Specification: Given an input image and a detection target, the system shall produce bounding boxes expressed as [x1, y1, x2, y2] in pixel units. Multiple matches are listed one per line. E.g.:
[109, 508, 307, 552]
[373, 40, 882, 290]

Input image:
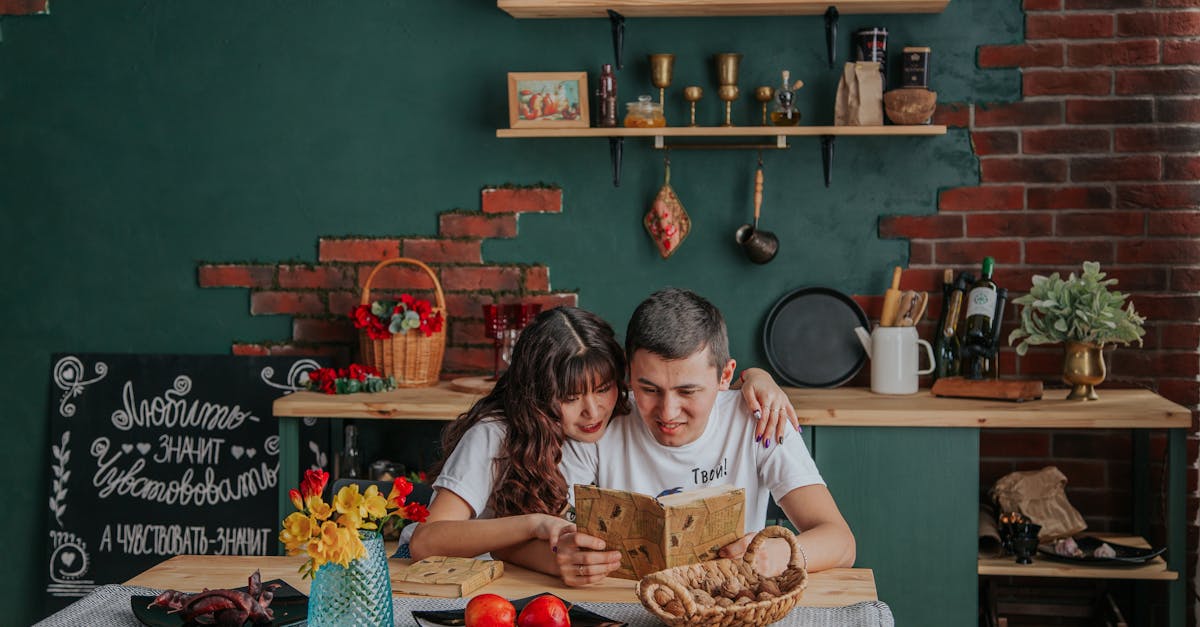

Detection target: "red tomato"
[465, 593, 517, 627]
[516, 594, 570, 627]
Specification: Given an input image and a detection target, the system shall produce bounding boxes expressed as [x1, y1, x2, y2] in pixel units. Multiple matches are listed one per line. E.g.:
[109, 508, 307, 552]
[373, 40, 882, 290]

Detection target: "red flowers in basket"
[351, 293, 444, 340]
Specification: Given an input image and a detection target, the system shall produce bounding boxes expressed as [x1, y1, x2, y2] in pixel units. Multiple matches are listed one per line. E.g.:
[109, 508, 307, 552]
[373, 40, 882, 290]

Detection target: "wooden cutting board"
[449, 376, 495, 395]
[931, 377, 1044, 402]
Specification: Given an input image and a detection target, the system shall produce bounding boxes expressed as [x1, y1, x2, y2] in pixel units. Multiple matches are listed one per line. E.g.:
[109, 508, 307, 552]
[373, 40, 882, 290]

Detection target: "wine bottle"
[961, 257, 999, 379]
[342, 423, 362, 479]
[933, 271, 967, 380]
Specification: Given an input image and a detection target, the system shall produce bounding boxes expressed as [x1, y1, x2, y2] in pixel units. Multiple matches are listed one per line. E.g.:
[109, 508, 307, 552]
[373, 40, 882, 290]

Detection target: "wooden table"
[125, 554, 878, 608]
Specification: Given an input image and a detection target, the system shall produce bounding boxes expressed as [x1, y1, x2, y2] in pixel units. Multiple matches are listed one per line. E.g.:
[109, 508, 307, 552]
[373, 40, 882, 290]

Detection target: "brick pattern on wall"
[876, 1, 1200, 617]
[197, 186, 577, 375]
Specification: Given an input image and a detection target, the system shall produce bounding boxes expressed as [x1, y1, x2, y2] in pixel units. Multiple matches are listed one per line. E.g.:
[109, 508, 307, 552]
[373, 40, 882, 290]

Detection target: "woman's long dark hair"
[431, 306, 631, 517]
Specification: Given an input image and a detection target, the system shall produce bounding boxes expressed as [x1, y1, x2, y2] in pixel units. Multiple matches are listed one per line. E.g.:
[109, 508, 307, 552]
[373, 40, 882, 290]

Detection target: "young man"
[548, 287, 855, 585]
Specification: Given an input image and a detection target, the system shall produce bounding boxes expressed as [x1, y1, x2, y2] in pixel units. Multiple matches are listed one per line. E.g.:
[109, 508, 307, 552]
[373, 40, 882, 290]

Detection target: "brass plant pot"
[1062, 341, 1105, 401]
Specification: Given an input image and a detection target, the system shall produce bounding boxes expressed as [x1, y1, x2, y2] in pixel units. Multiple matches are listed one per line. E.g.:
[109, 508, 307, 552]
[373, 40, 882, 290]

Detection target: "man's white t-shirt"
[560, 389, 825, 532]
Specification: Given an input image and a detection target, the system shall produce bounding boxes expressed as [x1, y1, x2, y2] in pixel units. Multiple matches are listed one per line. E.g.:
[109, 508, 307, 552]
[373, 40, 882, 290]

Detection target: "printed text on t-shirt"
[693, 458, 728, 485]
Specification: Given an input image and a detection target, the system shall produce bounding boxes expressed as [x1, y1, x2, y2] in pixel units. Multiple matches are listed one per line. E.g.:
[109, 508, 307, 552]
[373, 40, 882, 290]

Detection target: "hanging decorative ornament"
[643, 152, 691, 258]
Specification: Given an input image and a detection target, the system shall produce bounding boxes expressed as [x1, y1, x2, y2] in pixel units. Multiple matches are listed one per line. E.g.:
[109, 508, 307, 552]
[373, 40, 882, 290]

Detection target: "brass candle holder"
[754, 86, 775, 126]
[713, 53, 743, 127]
[683, 86, 703, 127]
[649, 53, 675, 107]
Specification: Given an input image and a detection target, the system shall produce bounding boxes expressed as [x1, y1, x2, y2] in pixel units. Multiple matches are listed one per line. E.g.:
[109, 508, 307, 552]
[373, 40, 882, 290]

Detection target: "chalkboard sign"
[44, 354, 331, 613]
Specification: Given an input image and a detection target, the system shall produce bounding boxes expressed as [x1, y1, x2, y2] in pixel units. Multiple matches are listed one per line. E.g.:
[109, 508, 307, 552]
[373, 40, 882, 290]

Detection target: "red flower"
[347, 363, 377, 382]
[400, 294, 415, 309]
[389, 476, 414, 507]
[414, 300, 432, 317]
[403, 502, 430, 523]
[300, 469, 329, 499]
[351, 305, 376, 330]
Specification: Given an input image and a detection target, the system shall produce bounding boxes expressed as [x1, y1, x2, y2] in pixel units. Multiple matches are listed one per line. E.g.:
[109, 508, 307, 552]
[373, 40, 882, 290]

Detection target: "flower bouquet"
[279, 470, 429, 578]
[280, 470, 430, 626]
[351, 294, 445, 340]
[302, 364, 397, 395]
[355, 258, 448, 387]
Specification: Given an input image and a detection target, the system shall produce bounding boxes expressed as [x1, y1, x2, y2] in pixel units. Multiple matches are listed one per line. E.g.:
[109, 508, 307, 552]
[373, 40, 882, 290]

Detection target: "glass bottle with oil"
[770, 70, 804, 126]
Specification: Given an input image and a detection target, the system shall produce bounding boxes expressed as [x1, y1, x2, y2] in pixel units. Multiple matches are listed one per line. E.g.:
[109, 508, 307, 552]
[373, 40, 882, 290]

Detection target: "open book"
[573, 484, 745, 580]
[392, 556, 504, 597]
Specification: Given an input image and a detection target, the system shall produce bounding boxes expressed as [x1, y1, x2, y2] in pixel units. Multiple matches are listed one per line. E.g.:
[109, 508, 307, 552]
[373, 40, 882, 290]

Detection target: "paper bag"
[990, 466, 1087, 541]
[834, 62, 884, 126]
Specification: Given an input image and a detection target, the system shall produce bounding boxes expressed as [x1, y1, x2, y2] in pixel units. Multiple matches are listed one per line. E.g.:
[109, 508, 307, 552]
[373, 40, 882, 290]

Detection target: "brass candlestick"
[754, 86, 775, 126]
[683, 86, 703, 127]
[713, 53, 743, 127]
[649, 53, 675, 107]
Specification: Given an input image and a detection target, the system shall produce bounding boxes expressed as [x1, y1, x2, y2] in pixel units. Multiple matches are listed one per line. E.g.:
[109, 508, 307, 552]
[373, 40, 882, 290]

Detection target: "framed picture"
[507, 72, 589, 128]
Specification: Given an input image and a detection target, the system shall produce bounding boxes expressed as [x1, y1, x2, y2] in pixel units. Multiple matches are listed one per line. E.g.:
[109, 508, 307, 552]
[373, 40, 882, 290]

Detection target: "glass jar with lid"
[624, 95, 666, 128]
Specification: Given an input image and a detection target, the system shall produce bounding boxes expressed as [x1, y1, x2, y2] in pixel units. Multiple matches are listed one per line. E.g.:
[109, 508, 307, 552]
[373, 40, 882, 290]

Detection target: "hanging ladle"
[735, 154, 779, 264]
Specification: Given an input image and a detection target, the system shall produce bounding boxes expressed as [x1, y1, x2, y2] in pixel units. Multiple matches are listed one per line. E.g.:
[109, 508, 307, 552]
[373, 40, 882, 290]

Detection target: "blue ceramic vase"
[307, 530, 394, 626]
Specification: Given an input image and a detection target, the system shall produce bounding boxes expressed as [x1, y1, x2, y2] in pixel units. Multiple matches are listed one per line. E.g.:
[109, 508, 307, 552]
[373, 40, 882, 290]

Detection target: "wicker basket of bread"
[635, 525, 808, 627]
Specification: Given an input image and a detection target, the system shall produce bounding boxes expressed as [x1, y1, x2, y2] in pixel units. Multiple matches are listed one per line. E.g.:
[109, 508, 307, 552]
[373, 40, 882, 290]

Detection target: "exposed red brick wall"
[877, 2, 1199, 620]
[198, 186, 576, 375]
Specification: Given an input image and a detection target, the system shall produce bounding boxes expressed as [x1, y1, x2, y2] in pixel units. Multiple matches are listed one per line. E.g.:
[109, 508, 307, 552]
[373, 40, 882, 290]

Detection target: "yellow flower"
[339, 508, 365, 531]
[278, 512, 317, 553]
[361, 485, 389, 520]
[307, 495, 333, 521]
[333, 484, 364, 515]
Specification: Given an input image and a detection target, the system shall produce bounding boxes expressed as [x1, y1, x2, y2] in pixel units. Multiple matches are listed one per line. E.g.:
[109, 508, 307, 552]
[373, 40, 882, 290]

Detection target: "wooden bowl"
[884, 88, 937, 125]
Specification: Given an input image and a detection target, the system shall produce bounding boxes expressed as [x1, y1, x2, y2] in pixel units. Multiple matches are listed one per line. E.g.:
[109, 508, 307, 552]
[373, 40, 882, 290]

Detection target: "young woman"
[406, 306, 797, 563]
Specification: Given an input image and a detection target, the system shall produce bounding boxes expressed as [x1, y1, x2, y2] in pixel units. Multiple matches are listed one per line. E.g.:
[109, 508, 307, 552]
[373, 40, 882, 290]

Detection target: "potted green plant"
[1008, 261, 1146, 400]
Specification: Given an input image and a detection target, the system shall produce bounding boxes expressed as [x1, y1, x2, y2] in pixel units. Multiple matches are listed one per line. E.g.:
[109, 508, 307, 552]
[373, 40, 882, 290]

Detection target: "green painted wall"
[1, 1, 1019, 622]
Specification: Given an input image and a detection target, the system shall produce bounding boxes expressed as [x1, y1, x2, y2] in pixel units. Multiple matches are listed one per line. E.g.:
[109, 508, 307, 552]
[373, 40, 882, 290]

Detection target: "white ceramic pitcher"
[854, 326, 935, 395]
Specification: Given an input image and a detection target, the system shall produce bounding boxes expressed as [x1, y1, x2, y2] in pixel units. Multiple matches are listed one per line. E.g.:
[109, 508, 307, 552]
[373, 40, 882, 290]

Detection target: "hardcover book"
[392, 556, 505, 597]
[573, 484, 745, 580]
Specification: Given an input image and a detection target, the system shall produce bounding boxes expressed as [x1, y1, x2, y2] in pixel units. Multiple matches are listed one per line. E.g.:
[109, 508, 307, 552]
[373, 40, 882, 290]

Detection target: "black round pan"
[763, 286, 869, 388]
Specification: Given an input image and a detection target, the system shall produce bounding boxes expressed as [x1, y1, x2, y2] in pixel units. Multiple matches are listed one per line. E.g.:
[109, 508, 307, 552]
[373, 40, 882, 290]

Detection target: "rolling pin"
[879, 266, 903, 326]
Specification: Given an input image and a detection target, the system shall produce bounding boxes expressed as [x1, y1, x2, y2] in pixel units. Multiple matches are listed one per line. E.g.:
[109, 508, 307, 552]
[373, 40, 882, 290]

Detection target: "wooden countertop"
[978, 535, 1175, 581]
[274, 384, 1189, 429]
[124, 554, 877, 607]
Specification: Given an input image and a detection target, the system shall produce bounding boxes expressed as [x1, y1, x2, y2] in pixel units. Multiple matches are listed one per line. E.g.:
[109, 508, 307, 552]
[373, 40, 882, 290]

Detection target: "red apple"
[516, 594, 570, 627]
[465, 593, 517, 627]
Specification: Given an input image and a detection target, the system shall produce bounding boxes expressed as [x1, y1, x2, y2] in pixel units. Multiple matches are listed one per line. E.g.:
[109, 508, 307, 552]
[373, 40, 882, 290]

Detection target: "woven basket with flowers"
[352, 258, 446, 387]
[636, 525, 808, 627]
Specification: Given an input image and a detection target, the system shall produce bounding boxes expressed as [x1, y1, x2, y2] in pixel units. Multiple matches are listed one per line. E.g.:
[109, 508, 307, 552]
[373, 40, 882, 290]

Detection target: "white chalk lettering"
[91, 437, 277, 506]
[153, 434, 225, 465]
[110, 379, 258, 432]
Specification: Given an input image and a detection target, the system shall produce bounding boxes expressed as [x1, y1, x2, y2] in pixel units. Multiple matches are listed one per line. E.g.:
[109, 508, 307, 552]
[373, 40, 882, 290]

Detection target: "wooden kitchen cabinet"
[786, 388, 1189, 627]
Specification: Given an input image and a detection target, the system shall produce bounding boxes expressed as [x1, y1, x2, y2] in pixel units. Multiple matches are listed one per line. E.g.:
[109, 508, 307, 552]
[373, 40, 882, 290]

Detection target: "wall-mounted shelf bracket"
[609, 137, 624, 187]
[824, 6, 839, 68]
[608, 9, 625, 69]
[820, 135, 835, 187]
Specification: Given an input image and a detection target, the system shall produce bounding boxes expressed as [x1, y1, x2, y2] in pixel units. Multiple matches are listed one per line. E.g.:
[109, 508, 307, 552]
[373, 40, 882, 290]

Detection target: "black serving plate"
[130, 579, 307, 627]
[412, 593, 626, 627]
[1037, 536, 1166, 565]
[762, 286, 869, 388]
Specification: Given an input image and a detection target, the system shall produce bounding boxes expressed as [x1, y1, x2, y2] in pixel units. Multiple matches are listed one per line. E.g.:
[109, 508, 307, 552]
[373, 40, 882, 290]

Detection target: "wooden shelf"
[496, 125, 947, 138]
[787, 387, 1190, 428]
[274, 385, 1189, 429]
[978, 536, 1176, 581]
[498, 0, 950, 18]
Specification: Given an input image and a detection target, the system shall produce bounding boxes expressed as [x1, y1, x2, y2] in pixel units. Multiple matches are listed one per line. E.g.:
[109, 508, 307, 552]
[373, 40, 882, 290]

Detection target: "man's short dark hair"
[626, 287, 730, 372]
